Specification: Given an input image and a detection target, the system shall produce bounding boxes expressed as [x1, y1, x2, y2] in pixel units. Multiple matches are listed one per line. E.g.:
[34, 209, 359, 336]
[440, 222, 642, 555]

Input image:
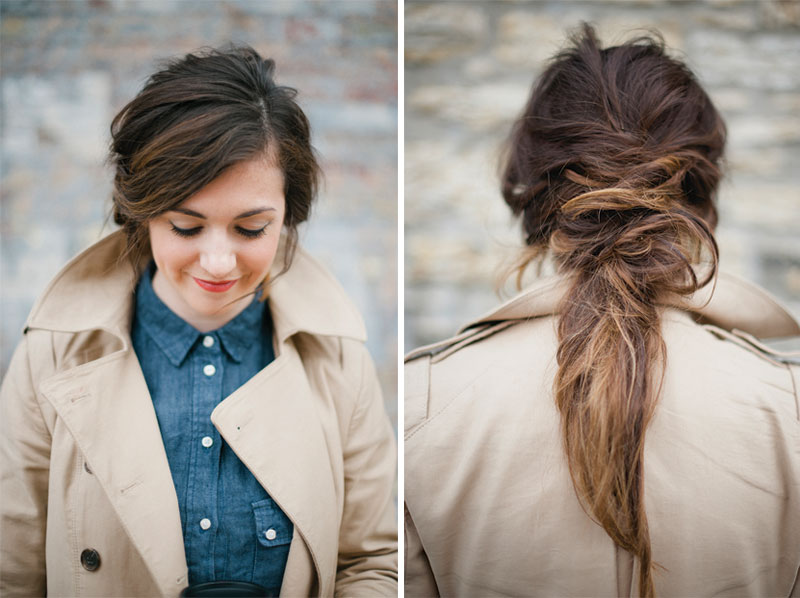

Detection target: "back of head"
[503, 24, 725, 255]
[501, 24, 726, 597]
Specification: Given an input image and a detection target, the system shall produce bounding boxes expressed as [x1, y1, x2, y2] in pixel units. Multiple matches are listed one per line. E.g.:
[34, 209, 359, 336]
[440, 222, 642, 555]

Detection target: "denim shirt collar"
[135, 262, 266, 367]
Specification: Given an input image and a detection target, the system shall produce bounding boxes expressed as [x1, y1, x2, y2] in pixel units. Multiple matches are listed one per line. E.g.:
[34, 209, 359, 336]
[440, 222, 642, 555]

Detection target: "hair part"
[501, 24, 725, 596]
[108, 43, 320, 277]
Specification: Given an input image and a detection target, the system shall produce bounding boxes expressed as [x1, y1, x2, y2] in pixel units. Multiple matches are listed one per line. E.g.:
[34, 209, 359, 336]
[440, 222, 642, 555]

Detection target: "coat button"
[80, 548, 101, 571]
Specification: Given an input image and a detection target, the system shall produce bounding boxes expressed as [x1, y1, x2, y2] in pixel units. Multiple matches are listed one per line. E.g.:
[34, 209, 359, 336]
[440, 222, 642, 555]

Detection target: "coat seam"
[403, 355, 430, 439]
[786, 362, 800, 421]
[71, 453, 82, 596]
[26, 333, 55, 443]
[345, 341, 370, 444]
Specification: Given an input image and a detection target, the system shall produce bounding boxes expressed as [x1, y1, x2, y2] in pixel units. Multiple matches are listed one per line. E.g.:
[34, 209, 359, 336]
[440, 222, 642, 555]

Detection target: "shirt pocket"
[250, 497, 293, 591]
[252, 497, 293, 548]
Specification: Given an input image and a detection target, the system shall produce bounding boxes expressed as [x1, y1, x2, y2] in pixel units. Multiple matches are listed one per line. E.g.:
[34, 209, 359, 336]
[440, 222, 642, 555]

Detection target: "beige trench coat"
[405, 273, 800, 597]
[1, 231, 397, 597]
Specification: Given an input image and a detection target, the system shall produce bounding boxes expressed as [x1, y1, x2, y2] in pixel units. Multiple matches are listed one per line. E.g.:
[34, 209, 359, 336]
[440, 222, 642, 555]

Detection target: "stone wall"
[0, 0, 398, 424]
[405, 0, 800, 352]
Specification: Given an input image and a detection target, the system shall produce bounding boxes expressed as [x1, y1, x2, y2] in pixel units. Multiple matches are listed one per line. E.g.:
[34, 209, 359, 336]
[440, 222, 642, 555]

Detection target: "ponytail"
[501, 24, 725, 596]
[551, 182, 717, 596]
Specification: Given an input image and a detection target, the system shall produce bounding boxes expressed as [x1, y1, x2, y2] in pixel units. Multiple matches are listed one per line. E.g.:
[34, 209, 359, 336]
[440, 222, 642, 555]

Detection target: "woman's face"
[148, 156, 286, 332]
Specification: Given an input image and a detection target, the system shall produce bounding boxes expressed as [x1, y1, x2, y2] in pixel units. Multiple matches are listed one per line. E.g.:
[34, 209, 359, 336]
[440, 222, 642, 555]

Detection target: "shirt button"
[265, 529, 277, 541]
[200, 518, 211, 530]
[201, 436, 213, 448]
[203, 364, 216, 377]
[203, 335, 215, 348]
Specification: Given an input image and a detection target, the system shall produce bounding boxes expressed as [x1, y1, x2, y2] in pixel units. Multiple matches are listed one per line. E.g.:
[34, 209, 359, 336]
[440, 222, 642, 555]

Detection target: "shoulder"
[661, 309, 800, 421]
[405, 315, 558, 440]
[25, 230, 136, 335]
[270, 243, 374, 408]
[291, 319, 386, 450]
[666, 307, 800, 367]
[404, 275, 566, 439]
[270, 245, 379, 413]
[268, 244, 367, 344]
[404, 272, 800, 439]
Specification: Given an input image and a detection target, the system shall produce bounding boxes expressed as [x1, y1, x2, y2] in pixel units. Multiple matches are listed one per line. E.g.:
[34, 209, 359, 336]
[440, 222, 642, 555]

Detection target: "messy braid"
[502, 24, 725, 596]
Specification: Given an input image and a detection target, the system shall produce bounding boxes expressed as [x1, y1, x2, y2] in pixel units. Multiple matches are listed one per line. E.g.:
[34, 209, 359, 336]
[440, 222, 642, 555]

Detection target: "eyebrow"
[171, 207, 276, 219]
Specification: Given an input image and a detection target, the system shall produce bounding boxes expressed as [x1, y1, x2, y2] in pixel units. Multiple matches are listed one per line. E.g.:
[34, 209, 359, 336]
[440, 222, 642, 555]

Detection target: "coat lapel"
[39, 347, 188, 596]
[210, 339, 339, 597]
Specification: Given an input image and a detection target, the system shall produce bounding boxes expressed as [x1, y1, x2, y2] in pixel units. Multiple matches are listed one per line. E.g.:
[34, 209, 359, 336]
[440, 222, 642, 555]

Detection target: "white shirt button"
[203, 335, 215, 348]
[265, 528, 277, 541]
[201, 436, 213, 448]
[203, 364, 216, 377]
[200, 518, 211, 530]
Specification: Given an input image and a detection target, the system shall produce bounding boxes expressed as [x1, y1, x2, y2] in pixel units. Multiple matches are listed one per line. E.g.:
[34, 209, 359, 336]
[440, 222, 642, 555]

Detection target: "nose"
[199, 235, 237, 279]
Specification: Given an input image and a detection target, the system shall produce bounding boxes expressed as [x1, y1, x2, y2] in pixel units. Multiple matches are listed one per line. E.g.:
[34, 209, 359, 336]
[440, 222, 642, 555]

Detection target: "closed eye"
[236, 224, 269, 239]
[168, 222, 270, 239]
[170, 224, 202, 238]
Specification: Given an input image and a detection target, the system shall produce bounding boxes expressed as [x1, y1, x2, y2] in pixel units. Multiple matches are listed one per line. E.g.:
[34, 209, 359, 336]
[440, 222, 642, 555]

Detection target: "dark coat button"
[80, 548, 101, 571]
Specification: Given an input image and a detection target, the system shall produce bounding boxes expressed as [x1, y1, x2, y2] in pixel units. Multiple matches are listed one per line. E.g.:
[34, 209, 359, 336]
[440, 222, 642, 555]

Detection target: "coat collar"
[459, 271, 800, 339]
[25, 229, 367, 344]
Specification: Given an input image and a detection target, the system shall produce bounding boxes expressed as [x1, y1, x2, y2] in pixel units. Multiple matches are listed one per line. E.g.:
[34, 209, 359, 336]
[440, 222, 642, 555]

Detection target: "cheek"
[241, 236, 281, 276]
[149, 228, 196, 275]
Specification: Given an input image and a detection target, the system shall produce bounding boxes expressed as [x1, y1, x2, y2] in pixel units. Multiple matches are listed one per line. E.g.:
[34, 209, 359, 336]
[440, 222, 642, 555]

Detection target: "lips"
[193, 277, 237, 293]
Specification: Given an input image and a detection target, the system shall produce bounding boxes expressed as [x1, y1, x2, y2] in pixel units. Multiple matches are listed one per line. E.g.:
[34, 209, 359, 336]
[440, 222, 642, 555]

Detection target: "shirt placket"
[185, 332, 224, 581]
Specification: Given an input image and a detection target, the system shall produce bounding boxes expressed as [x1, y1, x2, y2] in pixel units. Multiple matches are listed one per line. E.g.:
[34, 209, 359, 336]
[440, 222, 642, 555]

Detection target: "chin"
[192, 294, 234, 313]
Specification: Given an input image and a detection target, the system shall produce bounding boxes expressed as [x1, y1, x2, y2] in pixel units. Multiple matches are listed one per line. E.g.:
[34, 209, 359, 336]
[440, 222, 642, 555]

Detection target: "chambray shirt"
[131, 263, 292, 593]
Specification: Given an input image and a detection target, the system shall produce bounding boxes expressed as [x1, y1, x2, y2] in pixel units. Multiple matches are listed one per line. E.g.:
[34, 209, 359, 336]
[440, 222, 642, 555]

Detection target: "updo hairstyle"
[108, 44, 320, 273]
[501, 24, 726, 598]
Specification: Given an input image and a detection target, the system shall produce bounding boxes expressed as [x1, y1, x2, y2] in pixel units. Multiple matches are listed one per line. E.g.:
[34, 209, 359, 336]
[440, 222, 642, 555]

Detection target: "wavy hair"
[108, 44, 320, 274]
[501, 24, 726, 596]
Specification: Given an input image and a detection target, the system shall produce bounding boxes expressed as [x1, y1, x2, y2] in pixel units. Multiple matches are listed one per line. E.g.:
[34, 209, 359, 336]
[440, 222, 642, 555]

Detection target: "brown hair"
[108, 44, 320, 272]
[501, 24, 725, 596]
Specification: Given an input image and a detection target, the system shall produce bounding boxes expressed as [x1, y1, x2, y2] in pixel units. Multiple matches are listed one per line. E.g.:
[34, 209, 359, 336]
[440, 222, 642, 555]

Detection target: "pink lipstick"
[193, 277, 237, 293]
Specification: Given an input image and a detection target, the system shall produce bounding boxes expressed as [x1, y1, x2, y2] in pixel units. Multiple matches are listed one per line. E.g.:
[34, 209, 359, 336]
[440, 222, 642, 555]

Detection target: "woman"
[1, 46, 397, 597]
[405, 25, 800, 597]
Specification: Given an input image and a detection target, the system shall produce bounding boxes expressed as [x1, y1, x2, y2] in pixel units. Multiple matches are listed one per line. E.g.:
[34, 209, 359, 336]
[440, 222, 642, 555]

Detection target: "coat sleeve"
[0, 333, 52, 597]
[333, 340, 397, 597]
[403, 355, 440, 597]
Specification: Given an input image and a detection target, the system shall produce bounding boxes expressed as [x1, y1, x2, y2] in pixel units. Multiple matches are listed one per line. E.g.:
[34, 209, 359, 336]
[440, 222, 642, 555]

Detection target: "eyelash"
[169, 224, 269, 239]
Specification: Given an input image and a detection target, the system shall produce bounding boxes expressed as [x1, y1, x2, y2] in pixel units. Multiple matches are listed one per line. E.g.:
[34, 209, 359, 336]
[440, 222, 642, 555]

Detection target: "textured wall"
[405, 0, 800, 352]
[0, 0, 398, 424]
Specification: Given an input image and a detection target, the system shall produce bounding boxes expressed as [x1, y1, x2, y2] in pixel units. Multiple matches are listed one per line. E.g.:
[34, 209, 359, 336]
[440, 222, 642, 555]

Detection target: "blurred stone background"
[405, 0, 800, 352]
[0, 0, 398, 427]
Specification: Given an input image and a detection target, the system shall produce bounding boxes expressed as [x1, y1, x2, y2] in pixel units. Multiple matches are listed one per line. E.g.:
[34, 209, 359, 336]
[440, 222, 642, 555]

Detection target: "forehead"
[179, 157, 285, 214]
